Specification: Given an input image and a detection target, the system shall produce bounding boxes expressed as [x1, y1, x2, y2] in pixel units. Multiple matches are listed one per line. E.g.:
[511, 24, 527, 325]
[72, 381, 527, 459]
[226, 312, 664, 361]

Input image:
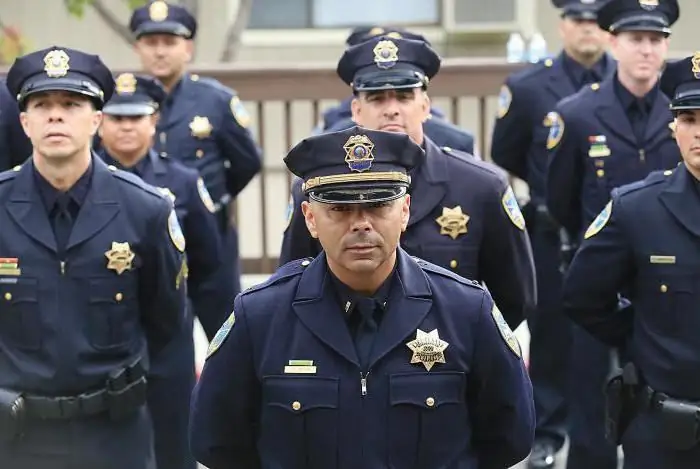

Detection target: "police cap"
[660, 53, 700, 112]
[337, 36, 441, 92]
[551, 0, 604, 21]
[103, 73, 166, 116]
[345, 25, 430, 47]
[129, 1, 197, 39]
[597, 0, 679, 36]
[6, 46, 114, 109]
[284, 126, 425, 204]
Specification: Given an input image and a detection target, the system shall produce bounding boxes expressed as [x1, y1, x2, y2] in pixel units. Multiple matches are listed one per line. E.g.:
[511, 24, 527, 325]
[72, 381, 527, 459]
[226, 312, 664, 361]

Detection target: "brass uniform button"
[292, 401, 301, 411]
[425, 397, 435, 407]
[195, 149, 204, 158]
[4, 292, 11, 301]
[449, 260, 458, 269]
[660, 284, 668, 293]
[596, 169, 605, 178]
[115, 292, 123, 302]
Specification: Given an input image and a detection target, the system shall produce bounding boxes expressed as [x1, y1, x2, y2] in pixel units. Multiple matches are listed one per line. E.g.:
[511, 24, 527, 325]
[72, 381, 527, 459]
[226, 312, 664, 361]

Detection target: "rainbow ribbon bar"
[0, 258, 21, 276]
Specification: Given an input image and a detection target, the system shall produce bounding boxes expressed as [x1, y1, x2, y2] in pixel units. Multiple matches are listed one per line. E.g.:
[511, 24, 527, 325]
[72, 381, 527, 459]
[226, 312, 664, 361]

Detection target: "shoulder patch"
[284, 193, 294, 231]
[168, 209, 186, 252]
[497, 85, 512, 119]
[206, 311, 235, 359]
[230, 95, 251, 128]
[492, 303, 521, 357]
[414, 256, 482, 288]
[197, 178, 216, 213]
[546, 111, 564, 150]
[584, 200, 612, 240]
[501, 186, 526, 231]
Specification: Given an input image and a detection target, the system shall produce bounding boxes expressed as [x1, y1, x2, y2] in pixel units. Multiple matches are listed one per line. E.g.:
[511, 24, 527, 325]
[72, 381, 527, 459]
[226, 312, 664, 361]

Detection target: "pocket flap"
[263, 376, 339, 413]
[0, 278, 38, 303]
[390, 372, 465, 409]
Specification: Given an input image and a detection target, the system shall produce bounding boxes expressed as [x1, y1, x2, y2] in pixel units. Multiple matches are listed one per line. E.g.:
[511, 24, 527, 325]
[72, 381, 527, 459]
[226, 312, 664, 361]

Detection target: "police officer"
[0, 78, 32, 170]
[96, 73, 228, 469]
[491, 1, 613, 466]
[129, 0, 262, 298]
[561, 54, 700, 469]
[281, 36, 536, 329]
[0, 46, 186, 468]
[546, 1, 681, 467]
[190, 126, 535, 469]
[318, 25, 476, 155]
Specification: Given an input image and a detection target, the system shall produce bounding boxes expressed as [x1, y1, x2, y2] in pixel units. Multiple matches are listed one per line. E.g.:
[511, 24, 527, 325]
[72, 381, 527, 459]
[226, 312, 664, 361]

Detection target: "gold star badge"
[406, 329, 449, 371]
[189, 116, 213, 138]
[435, 206, 469, 239]
[105, 242, 135, 275]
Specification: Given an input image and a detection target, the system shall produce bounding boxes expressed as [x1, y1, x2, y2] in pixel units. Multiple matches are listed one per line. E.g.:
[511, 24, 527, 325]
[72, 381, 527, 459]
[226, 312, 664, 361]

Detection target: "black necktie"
[53, 194, 74, 253]
[353, 298, 379, 369]
[630, 100, 648, 144]
[581, 69, 599, 87]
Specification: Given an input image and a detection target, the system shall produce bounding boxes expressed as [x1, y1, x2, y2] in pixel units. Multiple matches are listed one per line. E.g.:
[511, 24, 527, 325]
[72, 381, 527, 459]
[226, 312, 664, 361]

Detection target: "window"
[248, 0, 440, 29]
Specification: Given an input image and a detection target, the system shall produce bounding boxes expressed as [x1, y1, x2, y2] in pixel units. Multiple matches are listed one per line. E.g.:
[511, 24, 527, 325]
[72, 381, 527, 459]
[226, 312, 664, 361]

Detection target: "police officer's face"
[134, 34, 193, 83]
[559, 18, 607, 58]
[20, 91, 102, 161]
[674, 110, 700, 180]
[351, 89, 430, 145]
[610, 31, 668, 82]
[301, 196, 411, 281]
[98, 114, 157, 159]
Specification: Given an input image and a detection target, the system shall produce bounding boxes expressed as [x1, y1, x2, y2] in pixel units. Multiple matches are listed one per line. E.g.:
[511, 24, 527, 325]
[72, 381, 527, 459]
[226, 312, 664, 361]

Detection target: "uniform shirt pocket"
[261, 376, 339, 469]
[0, 278, 41, 351]
[87, 276, 139, 351]
[388, 372, 470, 468]
[417, 243, 480, 279]
[638, 271, 698, 338]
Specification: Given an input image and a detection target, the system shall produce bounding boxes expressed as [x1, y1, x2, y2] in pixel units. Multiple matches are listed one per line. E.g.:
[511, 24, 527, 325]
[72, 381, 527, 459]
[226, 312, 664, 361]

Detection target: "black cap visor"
[562, 9, 597, 21]
[352, 66, 428, 92]
[308, 183, 408, 204]
[609, 15, 671, 35]
[19, 73, 104, 107]
[671, 85, 700, 111]
[135, 22, 192, 39]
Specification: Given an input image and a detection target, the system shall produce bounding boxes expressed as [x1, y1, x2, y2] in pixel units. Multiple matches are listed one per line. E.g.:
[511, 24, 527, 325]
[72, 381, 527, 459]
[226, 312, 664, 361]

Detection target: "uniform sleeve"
[278, 178, 322, 265]
[562, 195, 635, 346]
[490, 79, 531, 180]
[189, 296, 261, 469]
[139, 200, 187, 354]
[183, 176, 231, 339]
[215, 90, 262, 198]
[479, 181, 536, 328]
[468, 290, 535, 469]
[546, 104, 584, 235]
[0, 82, 32, 170]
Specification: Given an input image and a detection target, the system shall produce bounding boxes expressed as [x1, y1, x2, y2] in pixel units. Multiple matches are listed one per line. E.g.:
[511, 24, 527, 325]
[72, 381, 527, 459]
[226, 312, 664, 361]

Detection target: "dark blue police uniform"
[130, 1, 262, 297]
[561, 54, 700, 468]
[281, 36, 536, 329]
[190, 126, 535, 469]
[97, 73, 228, 469]
[0, 79, 32, 171]
[491, 1, 614, 463]
[315, 25, 475, 154]
[0, 46, 186, 469]
[545, 2, 681, 468]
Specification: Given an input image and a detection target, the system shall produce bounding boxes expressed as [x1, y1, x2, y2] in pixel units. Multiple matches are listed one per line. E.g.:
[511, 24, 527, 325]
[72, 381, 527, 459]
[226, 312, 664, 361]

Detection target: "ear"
[301, 201, 319, 239]
[149, 115, 159, 136]
[90, 110, 103, 137]
[400, 195, 411, 232]
[350, 96, 361, 122]
[420, 91, 430, 120]
[19, 112, 30, 138]
[184, 39, 195, 63]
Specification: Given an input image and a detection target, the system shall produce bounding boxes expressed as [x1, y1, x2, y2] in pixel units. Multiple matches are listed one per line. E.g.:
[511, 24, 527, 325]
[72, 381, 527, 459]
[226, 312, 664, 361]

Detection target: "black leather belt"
[24, 388, 109, 420]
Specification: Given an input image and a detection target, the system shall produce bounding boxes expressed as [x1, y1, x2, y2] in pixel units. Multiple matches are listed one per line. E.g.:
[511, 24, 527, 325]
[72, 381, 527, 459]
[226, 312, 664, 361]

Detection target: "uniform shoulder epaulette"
[443, 149, 507, 181]
[0, 165, 21, 184]
[241, 257, 314, 296]
[108, 165, 166, 200]
[190, 74, 236, 96]
[615, 169, 670, 198]
[413, 256, 483, 290]
[510, 57, 555, 85]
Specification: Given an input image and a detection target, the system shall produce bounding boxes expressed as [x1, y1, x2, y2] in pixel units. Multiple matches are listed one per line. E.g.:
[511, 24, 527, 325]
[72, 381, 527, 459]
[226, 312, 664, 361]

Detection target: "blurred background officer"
[0, 79, 32, 170]
[561, 54, 700, 469]
[129, 0, 262, 300]
[190, 127, 535, 469]
[546, 1, 681, 467]
[281, 35, 536, 329]
[96, 73, 227, 469]
[0, 46, 186, 469]
[320, 25, 476, 155]
[490, 1, 613, 466]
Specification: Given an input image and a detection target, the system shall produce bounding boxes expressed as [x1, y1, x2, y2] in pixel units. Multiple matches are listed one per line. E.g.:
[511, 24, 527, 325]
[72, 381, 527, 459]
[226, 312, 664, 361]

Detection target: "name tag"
[650, 255, 676, 264]
[284, 366, 317, 374]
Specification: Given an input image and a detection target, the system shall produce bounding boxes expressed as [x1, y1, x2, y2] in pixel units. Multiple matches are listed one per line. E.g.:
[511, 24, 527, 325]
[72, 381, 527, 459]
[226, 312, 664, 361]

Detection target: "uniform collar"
[561, 52, 608, 88]
[99, 148, 151, 177]
[328, 261, 397, 316]
[33, 159, 94, 214]
[614, 73, 658, 113]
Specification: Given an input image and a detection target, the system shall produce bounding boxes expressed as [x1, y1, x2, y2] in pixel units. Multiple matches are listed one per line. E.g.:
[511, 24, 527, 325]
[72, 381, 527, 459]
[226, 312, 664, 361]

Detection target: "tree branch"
[218, 0, 252, 62]
[91, 0, 135, 46]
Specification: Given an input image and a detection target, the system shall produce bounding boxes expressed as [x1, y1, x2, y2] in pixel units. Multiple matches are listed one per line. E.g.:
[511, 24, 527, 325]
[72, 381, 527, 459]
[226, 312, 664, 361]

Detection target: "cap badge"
[638, 0, 658, 10]
[373, 40, 399, 70]
[692, 52, 700, 79]
[343, 134, 375, 173]
[115, 73, 137, 94]
[368, 27, 385, 36]
[43, 50, 70, 78]
[149, 1, 169, 22]
[580, 0, 595, 3]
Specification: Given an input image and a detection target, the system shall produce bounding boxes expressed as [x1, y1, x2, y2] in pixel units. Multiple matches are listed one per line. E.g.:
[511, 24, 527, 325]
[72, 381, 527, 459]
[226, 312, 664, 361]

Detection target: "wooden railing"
[1, 59, 526, 273]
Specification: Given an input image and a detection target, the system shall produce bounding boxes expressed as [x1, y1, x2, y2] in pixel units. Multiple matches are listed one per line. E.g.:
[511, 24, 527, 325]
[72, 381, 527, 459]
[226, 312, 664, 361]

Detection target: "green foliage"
[64, 0, 149, 19]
